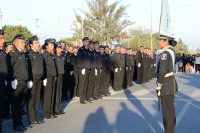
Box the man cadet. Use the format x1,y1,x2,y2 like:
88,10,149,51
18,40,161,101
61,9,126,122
111,44,121,91
136,46,144,84
77,37,90,104
0,29,7,133
42,38,57,119
156,34,178,133
3,41,13,120
9,34,29,131
54,42,65,115
27,35,44,125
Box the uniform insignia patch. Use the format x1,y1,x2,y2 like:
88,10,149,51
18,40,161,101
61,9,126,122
161,53,167,60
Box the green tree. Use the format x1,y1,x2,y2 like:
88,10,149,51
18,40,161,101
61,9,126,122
174,38,188,54
2,25,33,41
72,0,133,45
125,28,158,50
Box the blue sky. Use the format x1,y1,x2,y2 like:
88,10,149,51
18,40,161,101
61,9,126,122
0,0,199,50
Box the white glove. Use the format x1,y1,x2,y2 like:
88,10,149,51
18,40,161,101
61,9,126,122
126,67,128,70
43,79,47,87
138,63,141,68
27,81,33,89
70,71,74,76
81,69,86,75
120,68,122,71
5,81,7,86
130,67,132,70
95,69,98,76
115,68,118,73
154,64,156,67
11,79,18,90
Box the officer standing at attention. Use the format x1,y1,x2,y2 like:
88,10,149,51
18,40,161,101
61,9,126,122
156,34,178,133
54,43,65,115
77,37,90,104
10,34,29,131
42,38,57,119
0,29,7,133
27,35,44,126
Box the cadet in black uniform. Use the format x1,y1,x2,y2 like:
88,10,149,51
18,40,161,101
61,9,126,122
9,34,29,131
86,41,96,102
27,36,44,125
136,46,144,84
156,34,178,133
54,43,65,115
125,48,133,87
42,38,57,119
77,37,90,104
70,46,79,97
3,41,13,120
0,29,7,133
93,42,103,98
111,45,121,91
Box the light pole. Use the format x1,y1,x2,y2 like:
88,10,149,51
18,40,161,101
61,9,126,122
150,0,153,50
0,9,2,29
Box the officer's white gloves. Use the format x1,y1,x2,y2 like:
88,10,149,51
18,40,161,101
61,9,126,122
70,71,74,76
27,81,33,89
156,83,162,97
138,63,141,68
115,68,118,73
126,67,128,70
81,68,86,75
5,81,7,86
154,64,156,67
43,79,47,87
95,69,98,76
11,79,18,90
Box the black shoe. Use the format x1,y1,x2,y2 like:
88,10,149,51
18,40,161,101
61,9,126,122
30,121,38,125
51,115,57,118
37,120,44,124
80,101,87,104
93,97,98,100
13,125,27,132
59,111,65,115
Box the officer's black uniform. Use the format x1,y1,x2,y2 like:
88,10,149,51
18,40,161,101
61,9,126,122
157,36,178,133
86,49,96,101
77,46,90,103
120,52,126,89
42,49,57,118
94,50,102,97
54,52,65,114
135,50,143,84
9,45,29,130
0,40,8,132
125,53,133,87
71,53,79,97
27,47,44,124
111,51,121,91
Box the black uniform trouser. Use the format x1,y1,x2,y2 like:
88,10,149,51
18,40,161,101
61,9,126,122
95,69,102,96
86,69,95,100
43,76,56,118
54,75,63,113
119,68,125,90
78,69,89,102
113,68,121,91
28,78,41,123
99,70,110,95
73,71,79,97
11,81,28,127
0,79,6,131
4,83,12,117
137,66,143,84
126,67,133,86
161,95,176,133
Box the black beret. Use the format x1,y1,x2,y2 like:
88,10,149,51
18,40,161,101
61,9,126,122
82,36,90,41
5,41,13,45
45,38,56,44
55,42,62,48
59,40,65,44
99,45,105,49
104,45,109,48
0,29,4,35
13,34,25,41
29,35,38,44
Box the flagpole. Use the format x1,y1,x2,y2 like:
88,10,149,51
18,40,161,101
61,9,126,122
158,0,164,48
150,0,153,51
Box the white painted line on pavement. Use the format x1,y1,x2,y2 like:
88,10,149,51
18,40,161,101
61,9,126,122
176,101,192,126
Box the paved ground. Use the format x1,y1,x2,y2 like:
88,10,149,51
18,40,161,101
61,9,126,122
2,73,200,133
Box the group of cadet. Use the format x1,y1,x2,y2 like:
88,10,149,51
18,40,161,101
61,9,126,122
0,29,157,132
